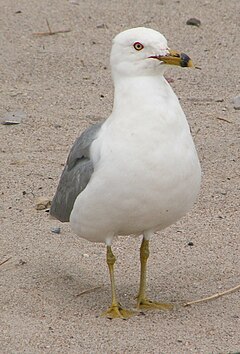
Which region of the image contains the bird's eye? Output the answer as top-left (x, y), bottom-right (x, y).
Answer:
top-left (133, 42), bottom-right (144, 51)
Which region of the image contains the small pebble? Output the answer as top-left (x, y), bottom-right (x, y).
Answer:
top-left (35, 196), bottom-right (51, 210)
top-left (233, 95), bottom-right (240, 110)
top-left (19, 259), bottom-right (27, 265)
top-left (51, 227), bottom-right (61, 234)
top-left (96, 24), bottom-right (108, 29)
top-left (0, 110), bottom-right (26, 125)
top-left (186, 18), bottom-right (201, 27)
top-left (188, 241), bottom-right (194, 246)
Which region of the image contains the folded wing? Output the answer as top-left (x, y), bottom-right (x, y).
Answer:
top-left (50, 122), bottom-right (102, 222)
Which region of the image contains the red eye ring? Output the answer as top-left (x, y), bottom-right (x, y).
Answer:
top-left (133, 42), bottom-right (144, 51)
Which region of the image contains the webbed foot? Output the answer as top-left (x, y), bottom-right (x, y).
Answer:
top-left (137, 298), bottom-right (173, 310)
top-left (101, 303), bottom-right (137, 319)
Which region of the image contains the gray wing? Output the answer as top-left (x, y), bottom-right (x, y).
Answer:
top-left (50, 122), bottom-right (102, 222)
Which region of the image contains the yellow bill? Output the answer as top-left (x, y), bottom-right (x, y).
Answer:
top-left (150, 49), bottom-right (194, 68)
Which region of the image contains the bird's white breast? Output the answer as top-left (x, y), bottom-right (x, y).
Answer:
top-left (70, 78), bottom-right (201, 243)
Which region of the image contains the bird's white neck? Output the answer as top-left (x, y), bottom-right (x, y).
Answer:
top-left (112, 74), bottom-right (176, 116)
top-left (108, 73), bottom-right (189, 135)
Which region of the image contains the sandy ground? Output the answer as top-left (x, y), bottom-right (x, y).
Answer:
top-left (0, 0), bottom-right (239, 353)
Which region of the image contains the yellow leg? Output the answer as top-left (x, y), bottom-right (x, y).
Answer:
top-left (136, 237), bottom-right (173, 310)
top-left (101, 246), bottom-right (136, 319)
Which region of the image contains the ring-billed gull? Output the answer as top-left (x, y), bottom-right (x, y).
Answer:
top-left (50, 27), bottom-right (201, 319)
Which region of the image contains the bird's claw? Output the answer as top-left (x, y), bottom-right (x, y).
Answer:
top-left (101, 303), bottom-right (137, 319)
top-left (137, 298), bottom-right (173, 310)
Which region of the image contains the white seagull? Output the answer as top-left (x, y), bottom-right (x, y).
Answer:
top-left (50, 27), bottom-right (201, 319)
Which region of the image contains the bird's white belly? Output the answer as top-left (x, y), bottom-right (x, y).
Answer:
top-left (70, 124), bottom-right (201, 243)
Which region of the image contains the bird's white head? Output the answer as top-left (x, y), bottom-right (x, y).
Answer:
top-left (110, 27), bottom-right (194, 79)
